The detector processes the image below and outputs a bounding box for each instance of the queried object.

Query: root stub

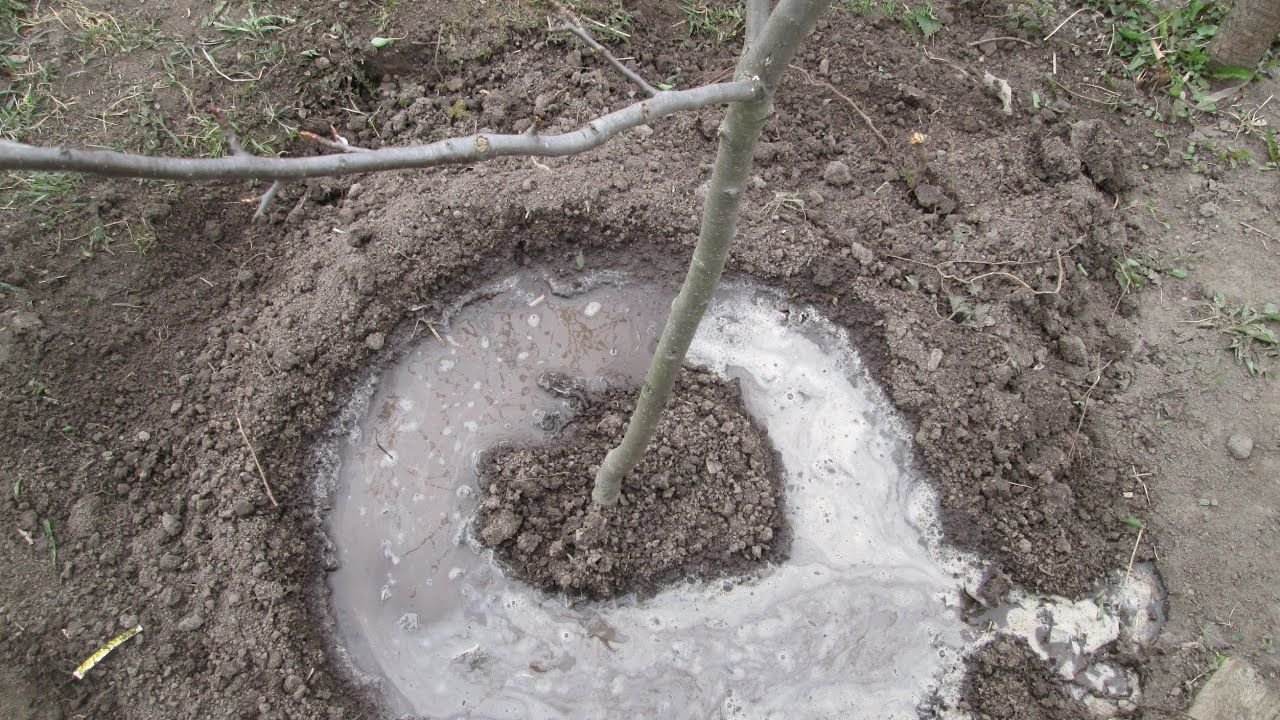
[474,367,791,600]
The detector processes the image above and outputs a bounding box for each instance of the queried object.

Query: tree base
[474,367,790,600]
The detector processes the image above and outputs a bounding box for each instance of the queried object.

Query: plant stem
[591,0,825,506]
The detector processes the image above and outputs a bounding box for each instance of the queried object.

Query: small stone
[1017,538,1033,554]
[976,30,1000,55]
[169,400,182,415]
[1226,434,1253,460]
[365,332,385,351]
[847,240,874,265]
[135,430,151,443]
[159,553,182,571]
[822,160,853,186]
[912,184,956,214]
[927,348,944,371]
[1058,335,1088,366]
[632,125,654,139]
[160,513,183,537]
[176,614,204,632]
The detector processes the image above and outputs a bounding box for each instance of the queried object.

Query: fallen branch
[0,81,761,181]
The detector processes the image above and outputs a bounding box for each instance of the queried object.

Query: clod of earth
[475,367,788,600]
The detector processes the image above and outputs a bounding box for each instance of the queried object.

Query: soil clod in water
[475,366,790,600]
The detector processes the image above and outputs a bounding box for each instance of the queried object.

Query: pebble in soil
[318,272,1168,719]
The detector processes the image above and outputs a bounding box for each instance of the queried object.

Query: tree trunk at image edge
[1208,0,1280,69]
[590,0,825,507]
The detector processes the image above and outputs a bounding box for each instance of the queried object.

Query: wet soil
[475,368,789,600]
[962,637,1092,720]
[2,0,1279,717]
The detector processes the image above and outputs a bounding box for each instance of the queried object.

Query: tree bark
[590,0,825,506]
[1208,0,1280,69]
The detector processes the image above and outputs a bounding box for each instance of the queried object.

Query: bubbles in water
[320,274,1166,719]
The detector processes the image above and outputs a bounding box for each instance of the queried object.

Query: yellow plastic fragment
[72,624,142,680]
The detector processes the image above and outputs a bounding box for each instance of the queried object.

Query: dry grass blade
[236,413,280,507]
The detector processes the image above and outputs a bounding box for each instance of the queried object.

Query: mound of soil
[474,367,789,600]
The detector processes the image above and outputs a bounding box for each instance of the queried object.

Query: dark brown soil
[3,0,1279,717]
[961,637,1093,720]
[475,368,789,600]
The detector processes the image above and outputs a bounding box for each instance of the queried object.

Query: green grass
[678,1,743,44]
[902,3,941,38]
[837,0,943,37]
[1112,251,1191,295]
[1087,0,1234,115]
[213,8,296,42]
[841,0,895,17]
[1192,293,1280,375]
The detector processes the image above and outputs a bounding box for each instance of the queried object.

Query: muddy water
[320,273,1165,719]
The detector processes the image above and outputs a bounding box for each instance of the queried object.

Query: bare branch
[551,1,658,97]
[745,0,771,48]
[253,180,283,221]
[299,129,371,153]
[0,81,760,181]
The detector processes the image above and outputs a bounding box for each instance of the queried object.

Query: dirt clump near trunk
[475,367,789,600]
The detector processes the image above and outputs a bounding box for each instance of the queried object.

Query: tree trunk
[1208,0,1280,69]
[590,0,825,506]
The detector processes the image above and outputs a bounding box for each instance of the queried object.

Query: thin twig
[887,244,1074,296]
[551,0,658,97]
[789,64,891,153]
[923,50,970,78]
[299,129,370,153]
[1124,526,1144,585]
[967,36,1035,47]
[1239,221,1275,250]
[1069,359,1112,459]
[253,180,283,221]
[236,414,279,507]
[1130,465,1152,505]
[1044,7,1086,41]
[199,45,264,83]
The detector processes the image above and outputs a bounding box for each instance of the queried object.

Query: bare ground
[1,1,1277,718]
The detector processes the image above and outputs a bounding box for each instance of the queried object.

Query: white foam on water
[319,274,1166,719]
